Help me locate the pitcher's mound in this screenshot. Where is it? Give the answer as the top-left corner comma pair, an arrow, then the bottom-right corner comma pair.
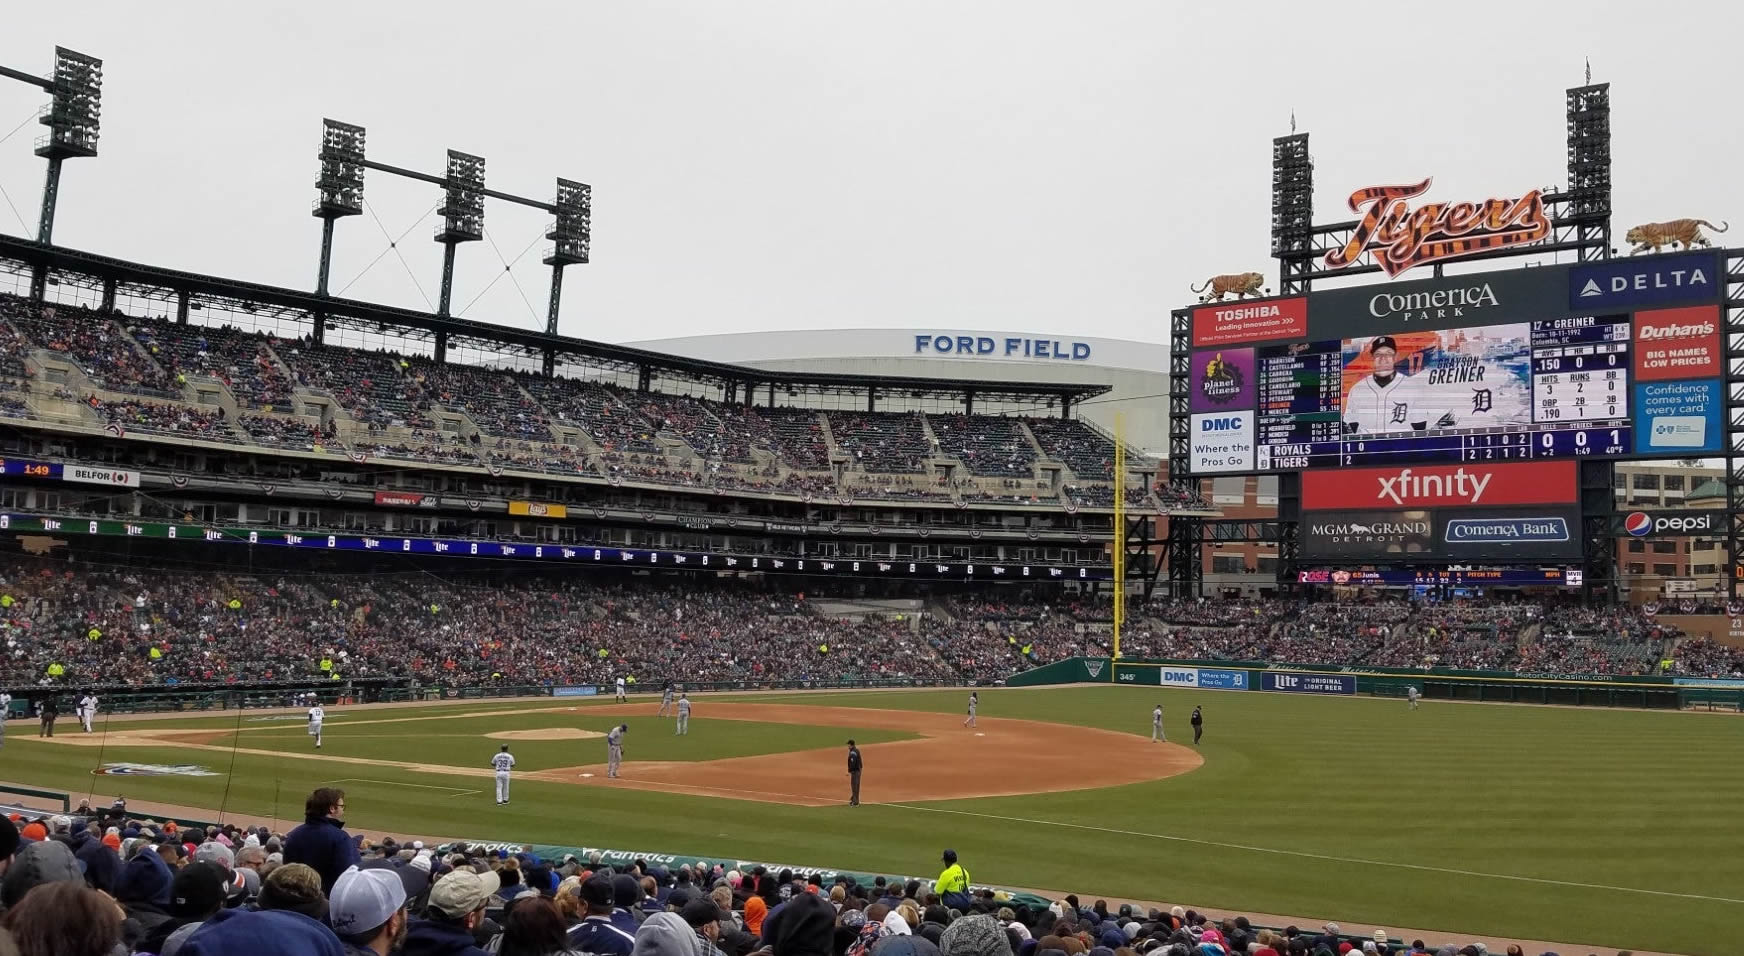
487,728 -> 603,741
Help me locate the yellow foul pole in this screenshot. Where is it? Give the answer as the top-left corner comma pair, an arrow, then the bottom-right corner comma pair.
1112,413 -> 1125,660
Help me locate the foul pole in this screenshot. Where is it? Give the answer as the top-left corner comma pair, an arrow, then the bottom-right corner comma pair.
1112,413 -> 1125,659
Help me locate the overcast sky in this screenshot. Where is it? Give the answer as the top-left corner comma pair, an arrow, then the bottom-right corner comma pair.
1,1 -> 1738,347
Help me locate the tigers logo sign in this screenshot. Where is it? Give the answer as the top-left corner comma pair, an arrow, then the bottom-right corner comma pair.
1324,178 -> 1550,277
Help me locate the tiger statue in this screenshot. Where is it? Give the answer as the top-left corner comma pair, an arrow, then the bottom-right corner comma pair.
1625,219 -> 1729,255
1190,271 -> 1266,302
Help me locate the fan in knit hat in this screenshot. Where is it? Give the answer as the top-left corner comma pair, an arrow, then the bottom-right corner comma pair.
939,915 -> 1013,956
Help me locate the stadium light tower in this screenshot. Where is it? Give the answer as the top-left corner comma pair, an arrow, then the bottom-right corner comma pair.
434,150 -> 486,317
543,178 -> 591,334
0,46 -> 102,299
312,119 -> 367,297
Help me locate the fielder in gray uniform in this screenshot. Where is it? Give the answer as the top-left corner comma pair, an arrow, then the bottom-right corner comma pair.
675,694 -> 691,735
1151,704 -> 1164,742
963,692 -> 977,728
658,683 -> 674,717
606,723 -> 627,778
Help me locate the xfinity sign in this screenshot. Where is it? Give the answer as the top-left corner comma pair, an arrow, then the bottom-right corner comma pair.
1569,251 -> 1722,310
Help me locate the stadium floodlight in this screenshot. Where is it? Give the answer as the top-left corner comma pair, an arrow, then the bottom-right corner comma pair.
1269,133 -> 1312,295
543,178 -> 591,333
313,119 -> 366,296
31,46 -> 102,249
434,150 -> 485,317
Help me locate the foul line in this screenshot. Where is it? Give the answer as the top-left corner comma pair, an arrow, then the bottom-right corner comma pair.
325,777 -> 481,795
884,804 -> 1744,906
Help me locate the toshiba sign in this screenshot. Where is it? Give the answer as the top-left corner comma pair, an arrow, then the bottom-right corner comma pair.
1302,461 -> 1576,510
1191,297 -> 1308,347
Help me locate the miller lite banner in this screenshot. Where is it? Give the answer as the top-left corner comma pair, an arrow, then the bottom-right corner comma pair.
1302,461 -> 1576,510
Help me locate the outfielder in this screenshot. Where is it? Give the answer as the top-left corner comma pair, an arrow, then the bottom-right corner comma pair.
308,701 -> 325,749
963,692 -> 977,728
78,693 -> 97,733
1406,685 -> 1420,710
1151,704 -> 1164,742
606,723 -> 627,778
675,693 -> 691,735
658,682 -> 674,716
615,675 -> 627,703
492,744 -> 516,805
0,691 -> 11,749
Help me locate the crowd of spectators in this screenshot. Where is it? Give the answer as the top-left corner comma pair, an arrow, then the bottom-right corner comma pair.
408,361 -> 552,441
238,414 -> 330,451
1,297 -> 177,396
928,416 -> 1035,478
285,343 -> 433,431
829,414 -> 933,475
1024,420 -> 1118,481
0,792 -> 1511,956
1669,635 -> 1744,677
86,396 -> 232,440
130,320 -> 296,413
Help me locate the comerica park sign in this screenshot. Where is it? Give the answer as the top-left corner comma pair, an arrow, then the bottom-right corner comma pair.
1324,178 -> 1550,278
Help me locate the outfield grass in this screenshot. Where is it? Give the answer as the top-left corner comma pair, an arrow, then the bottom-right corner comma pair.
3,687 -> 1736,953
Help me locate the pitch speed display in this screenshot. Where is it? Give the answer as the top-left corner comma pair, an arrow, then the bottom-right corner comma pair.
1184,252 -> 1725,474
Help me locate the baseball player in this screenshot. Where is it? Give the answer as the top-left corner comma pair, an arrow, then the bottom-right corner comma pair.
78,693 -> 97,733
675,693 -> 691,735
491,744 -> 516,805
963,692 -> 978,728
0,691 -> 10,749
606,723 -> 627,778
1406,685 -> 1421,710
658,682 -> 674,717
615,675 -> 627,703
1343,336 -> 1430,435
1151,704 -> 1164,742
1190,705 -> 1203,745
308,700 -> 325,749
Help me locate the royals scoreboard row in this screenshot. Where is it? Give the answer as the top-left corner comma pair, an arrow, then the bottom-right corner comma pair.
1181,250 -> 1726,475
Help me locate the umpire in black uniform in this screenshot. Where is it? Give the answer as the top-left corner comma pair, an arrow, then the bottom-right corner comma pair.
846,739 -> 862,806
37,696 -> 57,738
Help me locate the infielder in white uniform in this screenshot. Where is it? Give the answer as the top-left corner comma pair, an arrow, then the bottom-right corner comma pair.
1151,704 -> 1165,742
615,676 -> 627,703
963,692 -> 978,728
658,683 -> 674,717
492,744 -> 516,804
0,692 -> 11,749
78,694 -> 97,733
675,694 -> 691,735
605,723 -> 627,778
1343,336 -> 1430,435
308,703 -> 325,749
1407,685 -> 1421,710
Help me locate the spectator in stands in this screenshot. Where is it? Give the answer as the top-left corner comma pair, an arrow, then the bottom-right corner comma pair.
182,902 -> 347,956
330,864 -> 410,955
0,881 -> 124,956
500,896 -> 583,956
284,788 -> 359,896
402,868 -> 499,956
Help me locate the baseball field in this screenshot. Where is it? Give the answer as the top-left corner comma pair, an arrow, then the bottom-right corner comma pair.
4,684 -> 1737,954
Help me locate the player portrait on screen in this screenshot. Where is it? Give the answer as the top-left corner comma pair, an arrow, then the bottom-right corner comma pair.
1341,328 -> 1531,435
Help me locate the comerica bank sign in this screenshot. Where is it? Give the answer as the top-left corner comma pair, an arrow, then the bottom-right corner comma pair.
914,334 -> 1093,361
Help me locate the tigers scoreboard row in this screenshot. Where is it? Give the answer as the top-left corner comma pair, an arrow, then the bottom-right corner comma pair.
1182,250 -> 1724,475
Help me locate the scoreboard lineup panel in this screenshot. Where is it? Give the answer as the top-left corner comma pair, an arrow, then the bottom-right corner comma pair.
1184,251 -> 1727,476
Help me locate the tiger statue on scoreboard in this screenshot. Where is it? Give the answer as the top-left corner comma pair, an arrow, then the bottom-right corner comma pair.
1190,272 -> 1266,303
1625,219 -> 1728,255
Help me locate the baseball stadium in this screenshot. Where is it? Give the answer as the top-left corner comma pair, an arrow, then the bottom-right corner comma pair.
0,17 -> 1737,956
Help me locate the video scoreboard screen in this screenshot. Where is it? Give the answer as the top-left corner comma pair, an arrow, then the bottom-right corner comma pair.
1184,251 -> 1726,475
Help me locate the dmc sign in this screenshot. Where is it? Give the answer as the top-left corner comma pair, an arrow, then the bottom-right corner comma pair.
913,335 -> 1091,361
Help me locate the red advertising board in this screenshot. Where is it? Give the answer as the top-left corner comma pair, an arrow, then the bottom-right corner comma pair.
374,491 -> 428,507
1302,460 -> 1576,511
1633,305 -> 1721,381
1191,297 -> 1308,347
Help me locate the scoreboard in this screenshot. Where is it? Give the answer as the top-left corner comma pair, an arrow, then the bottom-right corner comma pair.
1184,251 -> 1726,476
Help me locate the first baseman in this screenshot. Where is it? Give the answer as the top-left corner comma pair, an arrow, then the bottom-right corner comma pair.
606,723 -> 627,777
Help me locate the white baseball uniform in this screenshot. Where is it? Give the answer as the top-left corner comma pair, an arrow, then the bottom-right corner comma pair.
78,694 -> 96,733
1344,372 -> 1430,435
615,677 -> 627,702
675,696 -> 690,735
964,695 -> 977,728
1407,686 -> 1420,709
658,687 -> 673,716
606,726 -> 625,777
308,705 -> 324,747
1152,706 -> 1164,742
492,750 -> 516,803
0,693 -> 11,747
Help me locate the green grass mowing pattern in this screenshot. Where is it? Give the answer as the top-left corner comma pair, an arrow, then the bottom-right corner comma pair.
6,688 -> 1740,953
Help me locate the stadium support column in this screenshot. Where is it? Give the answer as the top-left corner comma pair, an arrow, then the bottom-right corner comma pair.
1164,304 -> 1202,597
433,150 -> 485,318
543,179 -> 591,335
434,331 -> 448,364
1579,460 -> 1617,604
1725,249 -> 1744,601
1276,472 -> 1300,594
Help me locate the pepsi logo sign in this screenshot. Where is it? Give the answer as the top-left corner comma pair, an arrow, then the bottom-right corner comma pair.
1624,511 -> 1716,536
1624,512 -> 1652,537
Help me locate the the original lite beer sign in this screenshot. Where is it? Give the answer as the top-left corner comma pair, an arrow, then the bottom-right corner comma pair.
1324,178 -> 1550,277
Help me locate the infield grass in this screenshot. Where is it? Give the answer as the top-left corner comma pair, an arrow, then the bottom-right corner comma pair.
3,686 -> 1736,954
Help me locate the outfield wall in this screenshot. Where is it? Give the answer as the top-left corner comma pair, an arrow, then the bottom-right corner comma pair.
1005,657 -> 1744,710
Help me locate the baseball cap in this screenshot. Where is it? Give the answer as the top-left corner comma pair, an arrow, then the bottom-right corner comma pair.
170,861 -> 229,918
428,868 -> 499,918
1369,337 -> 1397,354
194,841 -> 235,873
331,865 -> 407,937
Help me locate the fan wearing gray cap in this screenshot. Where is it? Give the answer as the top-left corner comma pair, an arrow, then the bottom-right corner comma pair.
401,868 -> 500,956
330,864 -> 410,955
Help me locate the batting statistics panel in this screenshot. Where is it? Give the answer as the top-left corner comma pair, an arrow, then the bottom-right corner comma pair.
1182,251 -> 1724,475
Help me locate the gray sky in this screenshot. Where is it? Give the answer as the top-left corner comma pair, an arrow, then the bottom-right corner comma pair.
1,1 -> 1738,347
